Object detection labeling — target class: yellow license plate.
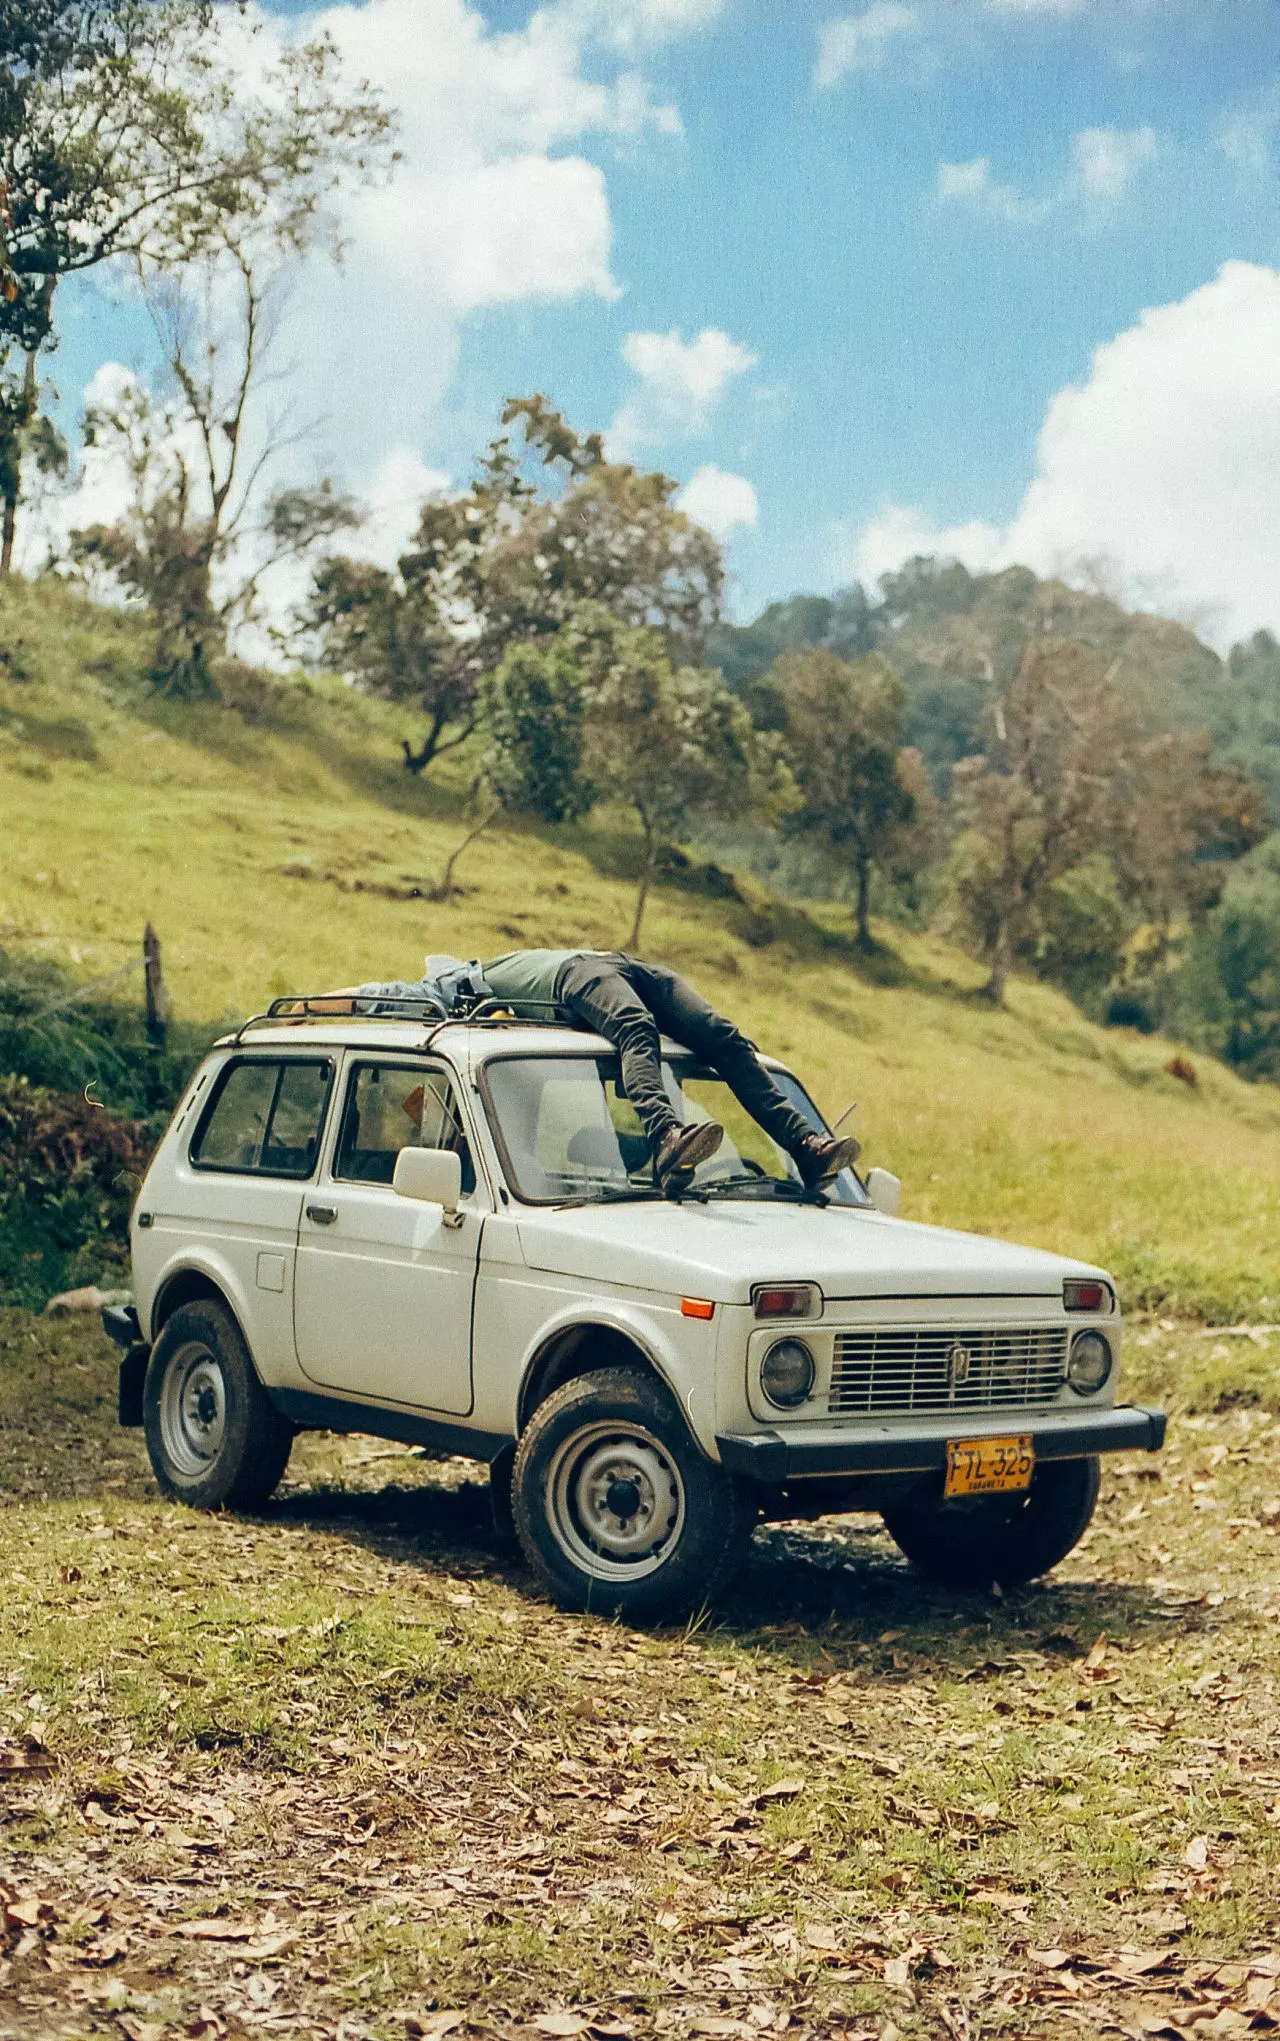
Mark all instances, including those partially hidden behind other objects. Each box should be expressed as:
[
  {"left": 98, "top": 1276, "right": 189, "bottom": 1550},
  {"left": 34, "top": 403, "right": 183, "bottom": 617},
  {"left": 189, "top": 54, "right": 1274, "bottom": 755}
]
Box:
[{"left": 944, "top": 1434, "right": 1034, "bottom": 1498}]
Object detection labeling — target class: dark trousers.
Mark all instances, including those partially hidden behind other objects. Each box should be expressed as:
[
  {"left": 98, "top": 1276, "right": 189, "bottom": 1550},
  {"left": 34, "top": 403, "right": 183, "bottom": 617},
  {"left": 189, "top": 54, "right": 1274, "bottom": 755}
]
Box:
[{"left": 556, "top": 953, "right": 817, "bottom": 1158}]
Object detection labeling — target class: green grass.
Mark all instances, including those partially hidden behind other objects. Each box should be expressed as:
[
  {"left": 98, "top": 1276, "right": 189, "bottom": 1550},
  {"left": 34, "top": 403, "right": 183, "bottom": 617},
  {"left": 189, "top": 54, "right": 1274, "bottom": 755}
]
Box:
[
  {"left": 5, "top": 577, "right": 1280, "bottom": 1322},
  {"left": 2, "top": 1313, "right": 1279, "bottom": 2037}
]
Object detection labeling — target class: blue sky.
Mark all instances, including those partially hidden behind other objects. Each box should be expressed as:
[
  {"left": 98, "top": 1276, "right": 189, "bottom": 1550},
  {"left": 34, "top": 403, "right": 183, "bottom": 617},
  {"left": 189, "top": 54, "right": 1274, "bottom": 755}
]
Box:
[{"left": 50, "top": 0, "right": 1280, "bottom": 643}]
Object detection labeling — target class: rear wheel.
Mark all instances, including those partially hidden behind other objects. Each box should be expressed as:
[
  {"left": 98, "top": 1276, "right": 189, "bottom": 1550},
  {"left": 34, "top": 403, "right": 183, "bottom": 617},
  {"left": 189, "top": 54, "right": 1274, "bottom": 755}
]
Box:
[
  {"left": 512, "top": 1368, "right": 754, "bottom": 1621},
  {"left": 882, "top": 1455, "right": 1101, "bottom": 1589},
  {"left": 143, "top": 1298, "right": 293, "bottom": 1510}
]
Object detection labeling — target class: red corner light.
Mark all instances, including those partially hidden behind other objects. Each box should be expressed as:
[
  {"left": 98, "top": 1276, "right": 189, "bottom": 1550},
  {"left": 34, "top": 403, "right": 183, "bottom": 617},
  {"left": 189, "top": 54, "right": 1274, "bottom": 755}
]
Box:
[
  {"left": 752, "top": 1282, "right": 820, "bottom": 1320},
  {"left": 1064, "top": 1278, "right": 1112, "bottom": 1314}
]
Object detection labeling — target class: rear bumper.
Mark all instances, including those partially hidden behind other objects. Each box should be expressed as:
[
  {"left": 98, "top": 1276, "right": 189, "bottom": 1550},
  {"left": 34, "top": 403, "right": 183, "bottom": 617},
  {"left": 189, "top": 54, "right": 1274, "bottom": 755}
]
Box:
[{"left": 715, "top": 1403, "right": 1166, "bottom": 1483}]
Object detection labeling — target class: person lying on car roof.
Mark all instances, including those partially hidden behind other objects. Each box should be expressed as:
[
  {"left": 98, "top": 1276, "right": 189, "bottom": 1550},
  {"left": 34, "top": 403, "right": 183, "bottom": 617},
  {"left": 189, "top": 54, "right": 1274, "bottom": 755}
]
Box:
[{"left": 302, "top": 949, "right": 858, "bottom": 1197}]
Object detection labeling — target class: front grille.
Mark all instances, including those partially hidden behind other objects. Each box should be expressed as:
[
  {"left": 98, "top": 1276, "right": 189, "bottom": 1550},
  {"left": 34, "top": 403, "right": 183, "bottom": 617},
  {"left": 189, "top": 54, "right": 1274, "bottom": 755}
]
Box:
[{"left": 829, "top": 1326, "right": 1069, "bottom": 1417}]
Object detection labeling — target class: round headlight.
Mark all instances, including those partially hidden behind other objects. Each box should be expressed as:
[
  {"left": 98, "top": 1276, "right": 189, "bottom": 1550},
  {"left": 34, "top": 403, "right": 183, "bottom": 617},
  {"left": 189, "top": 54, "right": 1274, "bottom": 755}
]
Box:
[
  {"left": 760, "top": 1338, "right": 816, "bottom": 1409},
  {"left": 1067, "top": 1330, "right": 1112, "bottom": 1395}
]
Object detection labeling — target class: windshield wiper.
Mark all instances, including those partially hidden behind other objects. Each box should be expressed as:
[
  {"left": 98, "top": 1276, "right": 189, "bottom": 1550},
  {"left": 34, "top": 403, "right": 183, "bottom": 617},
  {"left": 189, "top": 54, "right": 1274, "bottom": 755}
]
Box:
[
  {"left": 700, "top": 1174, "right": 825, "bottom": 1203},
  {"left": 552, "top": 1183, "right": 664, "bottom": 1209}
]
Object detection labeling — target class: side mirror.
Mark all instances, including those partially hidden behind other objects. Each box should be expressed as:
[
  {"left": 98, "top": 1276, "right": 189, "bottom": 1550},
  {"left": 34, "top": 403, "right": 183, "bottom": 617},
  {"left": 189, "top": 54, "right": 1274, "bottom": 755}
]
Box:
[
  {"left": 393, "top": 1146, "right": 462, "bottom": 1214},
  {"left": 865, "top": 1167, "right": 901, "bottom": 1218}
]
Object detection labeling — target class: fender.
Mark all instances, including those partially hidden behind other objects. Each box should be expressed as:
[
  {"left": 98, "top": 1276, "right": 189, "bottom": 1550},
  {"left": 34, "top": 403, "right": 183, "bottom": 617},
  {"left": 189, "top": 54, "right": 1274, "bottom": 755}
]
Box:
[
  {"left": 148, "top": 1247, "right": 257, "bottom": 1358},
  {"left": 515, "top": 1296, "right": 716, "bottom": 1451}
]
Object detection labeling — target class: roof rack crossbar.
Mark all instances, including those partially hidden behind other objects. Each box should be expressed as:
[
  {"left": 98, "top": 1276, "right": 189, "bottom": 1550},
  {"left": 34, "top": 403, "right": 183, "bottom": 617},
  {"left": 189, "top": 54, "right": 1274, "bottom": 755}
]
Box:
[{"left": 229, "top": 992, "right": 569, "bottom": 1044}]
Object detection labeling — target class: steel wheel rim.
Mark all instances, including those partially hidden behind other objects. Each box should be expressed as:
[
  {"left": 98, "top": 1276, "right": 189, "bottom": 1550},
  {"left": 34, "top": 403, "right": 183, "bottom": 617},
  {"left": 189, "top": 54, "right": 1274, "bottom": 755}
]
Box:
[
  {"left": 545, "top": 1419, "right": 686, "bottom": 1582},
  {"left": 159, "top": 1340, "right": 228, "bottom": 1479}
]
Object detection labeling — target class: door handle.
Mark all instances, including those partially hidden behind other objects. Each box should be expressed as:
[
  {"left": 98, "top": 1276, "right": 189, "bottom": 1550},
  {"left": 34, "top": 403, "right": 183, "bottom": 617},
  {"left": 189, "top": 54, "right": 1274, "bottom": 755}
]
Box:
[{"left": 306, "top": 1203, "right": 338, "bottom": 1226}]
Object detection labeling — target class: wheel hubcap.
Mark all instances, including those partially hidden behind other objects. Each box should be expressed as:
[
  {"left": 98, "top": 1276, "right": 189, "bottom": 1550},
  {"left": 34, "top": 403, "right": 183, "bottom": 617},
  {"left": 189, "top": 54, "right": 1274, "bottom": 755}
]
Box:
[
  {"left": 546, "top": 1421, "right": 686, "bottom": 1582},
  {"left": 158, "top": 1341, "right": 227, "bottom": 1480}
]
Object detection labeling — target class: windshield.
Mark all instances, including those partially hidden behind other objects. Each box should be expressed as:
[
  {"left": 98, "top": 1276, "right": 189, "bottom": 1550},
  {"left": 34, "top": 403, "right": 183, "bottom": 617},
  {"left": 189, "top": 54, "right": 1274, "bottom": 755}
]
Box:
[{"left": 482, "top": 1054, "right": 869, "bottom": 1206}]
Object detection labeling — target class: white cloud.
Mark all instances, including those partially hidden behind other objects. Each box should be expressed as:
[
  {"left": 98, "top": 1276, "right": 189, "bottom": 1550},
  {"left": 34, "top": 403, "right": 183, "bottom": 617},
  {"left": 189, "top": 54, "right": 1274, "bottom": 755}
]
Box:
[
  {"left": 1071, "top": 124, "right": 1157, "bottom": 200},
  {"left": 608, "top": 326, "right": 758, "bottom": 458},
  {"left": 842, "top": 262, "right": 1280, "bottom": 650},
  {"left": 986, "top": 0, "right": 1088, "bottom": 14},
  {"left": 937, "top": 157, "right": 1045, "bottom": 222},
  {"left": 389, "top": 154, "right": 619, "bottom": 312},
  {"left": 813, "top": 4, "right": 919, "bottom": 90},
  {"left": 66, "top": 0, "right": 722, "bottom": 531},
  {"left": 677, "top": 465, "right": 759, "bottom": 539},
  {"left": 1218, "top": 91, "right": 1280, "bottom": 176},
  {"left": 939, "top": 123, "right": 1158, "bottom": 223}
]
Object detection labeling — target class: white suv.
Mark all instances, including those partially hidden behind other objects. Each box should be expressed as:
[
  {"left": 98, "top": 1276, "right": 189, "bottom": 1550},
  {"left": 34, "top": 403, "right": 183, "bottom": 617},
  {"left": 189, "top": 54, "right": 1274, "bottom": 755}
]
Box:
[{"left": 106, "top": 1000, "right": 1164, "bottom": 1619}]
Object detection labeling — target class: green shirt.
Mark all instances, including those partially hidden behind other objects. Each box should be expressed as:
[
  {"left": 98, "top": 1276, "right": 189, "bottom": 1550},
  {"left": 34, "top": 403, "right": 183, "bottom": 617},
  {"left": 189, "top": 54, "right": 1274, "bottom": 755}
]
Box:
[{"left": 482, "top": 949, "right": 587, "bottom": 1019}]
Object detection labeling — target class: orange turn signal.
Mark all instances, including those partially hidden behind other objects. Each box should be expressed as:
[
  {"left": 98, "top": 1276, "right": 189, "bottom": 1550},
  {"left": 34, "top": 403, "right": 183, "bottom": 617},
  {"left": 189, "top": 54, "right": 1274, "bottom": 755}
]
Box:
[{"left": 681, "top": 1297, "right": 716, "bottom": 1320}]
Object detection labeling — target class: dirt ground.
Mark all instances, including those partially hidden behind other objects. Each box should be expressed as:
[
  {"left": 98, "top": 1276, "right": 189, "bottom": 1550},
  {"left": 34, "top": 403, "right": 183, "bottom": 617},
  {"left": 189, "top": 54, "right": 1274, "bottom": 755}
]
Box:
[{"left": 2, "top": 1310, "right": 1279, "bottom": 2041}]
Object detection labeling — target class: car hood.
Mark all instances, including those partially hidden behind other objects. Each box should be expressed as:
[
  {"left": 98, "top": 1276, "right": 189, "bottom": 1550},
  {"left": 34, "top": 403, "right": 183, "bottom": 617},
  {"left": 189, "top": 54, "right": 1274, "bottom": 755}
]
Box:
[{"left": 515, "top": 1200, "right": 1105, "bottom": 1305}]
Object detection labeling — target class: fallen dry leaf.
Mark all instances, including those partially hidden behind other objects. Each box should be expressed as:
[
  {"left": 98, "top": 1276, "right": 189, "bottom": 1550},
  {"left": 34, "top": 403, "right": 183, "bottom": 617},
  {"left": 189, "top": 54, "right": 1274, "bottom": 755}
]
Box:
[
  {"left": 533, "top": 2014, "right": 593, "bottom": 2037},
  {"left": 1183, "top": 1835, "right": 1211, "bottom": 1872},
  {"left": 804, "top": 1923, "right": 842, "bottom": 1952},
  {"left": 172, "top": 1918, "right": 258, "bottom": 1941},
  {"left": 754, "top": 1779, "right": 805, "bottom": 1804},
  {"left": 405, "top": 2014, "right": 465, "bottom": 2039}
]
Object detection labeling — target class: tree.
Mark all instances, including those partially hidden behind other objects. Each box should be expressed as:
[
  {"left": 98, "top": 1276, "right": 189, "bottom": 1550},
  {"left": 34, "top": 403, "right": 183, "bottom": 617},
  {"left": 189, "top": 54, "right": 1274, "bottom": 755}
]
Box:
[
  {"left": 575, "top": 607, "right": 787, "bottom": 950},
  {"left": 1108, "top": 732, "right": 1266, "bottom": 1016},
  {"left": 312, "top": 396, "right": 725, "bottom": 775},
  {"left": 774, "top": 647, "right": 919, "bottom": 949},
  {"left": 480, "top": 635, "right": 596, "bottom": 824},
  {"left": 944, "top": 641, "right": 1127, "bottom": 1006},
  {"left": 1, "top": 2, "right": 391, "bottom": 568},
  {"left": 68, "top": 241, "right": 363, "bottom": 694}
]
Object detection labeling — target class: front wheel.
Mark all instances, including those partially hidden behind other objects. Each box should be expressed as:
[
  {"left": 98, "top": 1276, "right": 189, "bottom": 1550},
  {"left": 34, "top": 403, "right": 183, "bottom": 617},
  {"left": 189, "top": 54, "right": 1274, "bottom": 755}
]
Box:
[
  {"left": 882, "top": 1455, "right": 1101, "bottom": 1589},
  {"left": 143, "top": 1298, "right": 293, "bottom": 1510},
  {"left": 512, "top": 1368, "right": 754, "bottom": 1621}
]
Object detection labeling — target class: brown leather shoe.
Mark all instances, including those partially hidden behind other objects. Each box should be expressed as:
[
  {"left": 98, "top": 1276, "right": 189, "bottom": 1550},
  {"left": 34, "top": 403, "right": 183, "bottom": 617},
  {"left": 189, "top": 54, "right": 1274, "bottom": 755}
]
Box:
[
  {"left": 655, "top": 1120, "right": 724, "bottom": 1189},
  {"left": 797, "top": 1134, "right": 862, "bottom": 1189}
]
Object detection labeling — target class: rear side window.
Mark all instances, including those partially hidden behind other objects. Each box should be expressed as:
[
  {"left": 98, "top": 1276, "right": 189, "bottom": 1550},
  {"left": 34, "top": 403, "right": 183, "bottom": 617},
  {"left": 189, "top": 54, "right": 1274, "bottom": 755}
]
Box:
[{"left": 191, "top": 1059, "right": 333, "bottom": 1178}]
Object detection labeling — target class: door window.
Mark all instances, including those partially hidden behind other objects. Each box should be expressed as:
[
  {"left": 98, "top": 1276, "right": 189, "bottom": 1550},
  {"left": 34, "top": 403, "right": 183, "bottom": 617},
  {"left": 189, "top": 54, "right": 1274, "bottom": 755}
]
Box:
[
  {"left": 191, "top": 1058, "right": 333, "bottom": 1178},
  {"left": 333, "top": 1063, "right": 475, "bottom": 1191}
]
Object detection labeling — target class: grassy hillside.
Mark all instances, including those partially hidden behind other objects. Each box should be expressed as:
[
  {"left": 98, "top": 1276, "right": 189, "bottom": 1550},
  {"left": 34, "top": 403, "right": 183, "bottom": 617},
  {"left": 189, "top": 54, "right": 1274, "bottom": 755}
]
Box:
[{"left": 4, "top": 576, "right": 1280, "bottom": 1320}]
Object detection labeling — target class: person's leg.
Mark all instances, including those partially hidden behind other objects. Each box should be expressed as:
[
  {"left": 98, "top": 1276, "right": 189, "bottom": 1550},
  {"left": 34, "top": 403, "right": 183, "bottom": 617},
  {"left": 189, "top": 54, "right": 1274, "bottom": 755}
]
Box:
[
  {"left": 621, "top": 960, "right": 788, "bottom": 1130},
  {"left": 556, "top": 956, "right": 678, "bottom": 1148},
  {"left": 556, "top": 956, "right": 724, "bottom": 1183},
  {"left": 622, "top": 960, "right": 820, "bottom": 1160}
]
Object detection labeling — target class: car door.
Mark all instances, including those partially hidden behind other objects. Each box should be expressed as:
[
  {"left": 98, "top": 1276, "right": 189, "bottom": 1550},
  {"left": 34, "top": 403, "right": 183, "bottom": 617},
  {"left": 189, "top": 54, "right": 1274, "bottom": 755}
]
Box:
[{"left": 292, "top": 1056, "right": 481, "bottom": 1415}]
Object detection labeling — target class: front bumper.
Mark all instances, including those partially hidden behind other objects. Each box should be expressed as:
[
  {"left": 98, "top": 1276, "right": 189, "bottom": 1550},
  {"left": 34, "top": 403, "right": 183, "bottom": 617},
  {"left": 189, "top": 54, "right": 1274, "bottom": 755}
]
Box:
[{"left": 716, "top": 1403, "right": 1166, "bottom": 1483}]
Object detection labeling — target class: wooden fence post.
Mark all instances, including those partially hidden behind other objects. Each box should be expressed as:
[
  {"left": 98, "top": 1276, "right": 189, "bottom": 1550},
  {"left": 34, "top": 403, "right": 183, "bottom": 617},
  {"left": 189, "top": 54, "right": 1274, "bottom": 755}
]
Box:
[{"left": 143, "top": 923, "right": 169, "bottom": 1050}]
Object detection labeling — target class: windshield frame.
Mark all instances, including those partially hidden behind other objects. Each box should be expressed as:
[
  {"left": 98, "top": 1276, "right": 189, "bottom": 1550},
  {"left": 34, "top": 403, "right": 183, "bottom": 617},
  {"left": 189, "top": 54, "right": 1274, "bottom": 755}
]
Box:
[{"left": 475, "top": 1045, "right": 870, "bottom": 1209}]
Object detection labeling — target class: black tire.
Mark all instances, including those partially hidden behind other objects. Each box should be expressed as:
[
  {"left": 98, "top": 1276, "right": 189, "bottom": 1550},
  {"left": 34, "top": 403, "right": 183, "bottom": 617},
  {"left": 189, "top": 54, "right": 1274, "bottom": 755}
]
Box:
[
  {"left": 143, "top": 1298, "right": 293, "bottom": 1510},
  {"left": 512, "top": 1367, "right": 755, "bottom": 1621},
  {"left": 882, "top": 1455, "right": 1101, "bottom": 1589}
]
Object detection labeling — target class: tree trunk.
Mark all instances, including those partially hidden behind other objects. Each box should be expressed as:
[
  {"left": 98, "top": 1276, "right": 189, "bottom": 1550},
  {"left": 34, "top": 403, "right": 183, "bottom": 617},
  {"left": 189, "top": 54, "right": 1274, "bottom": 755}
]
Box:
[
  {"left": 431, "top": 798, "right": 500, "bottom": 900},
  {"left": 628, "top": 823, "right": 658, "bottom": 952},
  {"left": 855, "top": 856, "right": 872, "bottom": 951},
  {"left": 2, "top": 283, "right": 54, "bottom": 577},
  {"left": 984, "top": 912, "right": 1013, "bottom": 1006}
]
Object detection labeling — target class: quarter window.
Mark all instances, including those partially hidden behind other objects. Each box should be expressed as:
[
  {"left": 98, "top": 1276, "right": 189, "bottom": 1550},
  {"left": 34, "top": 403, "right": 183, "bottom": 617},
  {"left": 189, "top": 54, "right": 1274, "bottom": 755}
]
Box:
[
  {"left": 334, "top": 1063, "right": 475, "bottom": 1190},
  {"left": 191, "top": 1059, "right": 333, "bottom": 1178}
]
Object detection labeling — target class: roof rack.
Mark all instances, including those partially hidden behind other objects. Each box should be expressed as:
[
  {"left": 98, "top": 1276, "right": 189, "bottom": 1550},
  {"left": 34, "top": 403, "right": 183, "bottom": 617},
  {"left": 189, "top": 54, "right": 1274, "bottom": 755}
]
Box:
[{"left": 230, "top": 992, "right": 568, "bottom": 1045}]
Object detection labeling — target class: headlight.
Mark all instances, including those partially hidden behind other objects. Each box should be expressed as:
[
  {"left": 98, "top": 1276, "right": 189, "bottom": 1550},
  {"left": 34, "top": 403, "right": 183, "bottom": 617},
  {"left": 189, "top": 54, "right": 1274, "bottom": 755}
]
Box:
[
  {"left": 760, "top": 1338, "right": 816, "bottom": 1409},
  {"left": 1067, "top": 1330, "right": 1112, "bottom": 1395}
]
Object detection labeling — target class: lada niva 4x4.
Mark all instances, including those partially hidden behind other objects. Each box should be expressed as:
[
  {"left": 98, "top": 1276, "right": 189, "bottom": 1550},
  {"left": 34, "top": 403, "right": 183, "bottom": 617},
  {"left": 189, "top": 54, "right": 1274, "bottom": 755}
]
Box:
[{"left": 107, "top": 1003, "right": 1165, "bottom": 1618}]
